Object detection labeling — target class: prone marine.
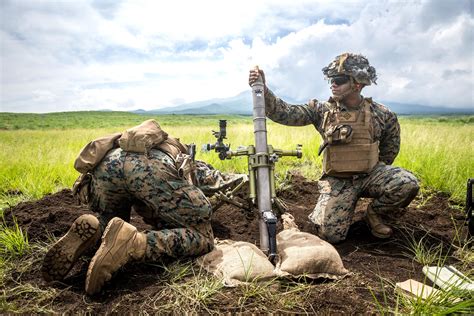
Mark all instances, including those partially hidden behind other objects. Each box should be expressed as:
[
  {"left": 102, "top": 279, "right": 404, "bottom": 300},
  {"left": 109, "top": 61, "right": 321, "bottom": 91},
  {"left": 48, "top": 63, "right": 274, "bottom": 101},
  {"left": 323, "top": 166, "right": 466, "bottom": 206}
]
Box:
[{"left": 41, "top": 119, "right": 243, "bottom": 295}]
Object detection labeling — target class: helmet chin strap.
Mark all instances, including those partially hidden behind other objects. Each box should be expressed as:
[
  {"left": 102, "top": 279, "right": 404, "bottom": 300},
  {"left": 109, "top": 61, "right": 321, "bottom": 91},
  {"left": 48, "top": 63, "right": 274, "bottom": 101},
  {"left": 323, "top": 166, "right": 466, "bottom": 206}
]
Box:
[{"left": 332, "top": 77, "right": 359, "bottom": 102}]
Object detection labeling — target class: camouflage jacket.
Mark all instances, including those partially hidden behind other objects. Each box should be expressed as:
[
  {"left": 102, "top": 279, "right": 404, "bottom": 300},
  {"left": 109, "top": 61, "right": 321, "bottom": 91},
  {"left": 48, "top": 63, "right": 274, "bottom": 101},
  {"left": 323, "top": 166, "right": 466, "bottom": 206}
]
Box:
[{"left": 264, "top": 89, "right": 400, "bottom": 165}]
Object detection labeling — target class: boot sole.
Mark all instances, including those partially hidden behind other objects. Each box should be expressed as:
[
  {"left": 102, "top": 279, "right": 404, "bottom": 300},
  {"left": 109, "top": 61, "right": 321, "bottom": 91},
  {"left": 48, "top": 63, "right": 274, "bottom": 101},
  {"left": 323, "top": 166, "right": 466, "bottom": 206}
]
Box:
[{"left": 42, "top": 215, "right": 100, "bottom": 282}]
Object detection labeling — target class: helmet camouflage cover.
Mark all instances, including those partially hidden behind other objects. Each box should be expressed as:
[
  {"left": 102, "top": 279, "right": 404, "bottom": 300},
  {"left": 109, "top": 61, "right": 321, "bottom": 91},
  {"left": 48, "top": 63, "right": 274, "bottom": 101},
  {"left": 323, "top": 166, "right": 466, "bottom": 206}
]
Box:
[{"left": 322, "top": 53, "right": 377, "bottom": 85}]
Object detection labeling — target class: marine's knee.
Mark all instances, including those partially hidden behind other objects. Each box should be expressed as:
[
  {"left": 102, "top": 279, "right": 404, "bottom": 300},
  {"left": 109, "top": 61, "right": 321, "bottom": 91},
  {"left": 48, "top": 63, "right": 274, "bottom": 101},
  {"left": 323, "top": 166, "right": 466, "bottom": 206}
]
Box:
[{"left": 399, "top": 177, "right": 420, "bottom": 205}]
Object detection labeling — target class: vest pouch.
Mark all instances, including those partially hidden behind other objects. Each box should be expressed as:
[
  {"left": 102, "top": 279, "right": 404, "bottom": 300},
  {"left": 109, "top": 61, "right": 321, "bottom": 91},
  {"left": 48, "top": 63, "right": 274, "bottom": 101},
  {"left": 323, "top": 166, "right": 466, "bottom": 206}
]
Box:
[
  {"left": 323, "top": 141, "right": 379, "bottom": 176},
  {"left": 158, "top": 137, "right": 189, "bottom": 161},
  {"left": 176, "top": 153, "right": 197, "bottom": 186},
  {"left": 74, "top": 132, "right": 122, "bottom": 173},
  {"left": 118, "top": 119, "right": 168, "bottom": 154},
  {"left": 324, "top": 124, "right": 353, "bottom": 145}
]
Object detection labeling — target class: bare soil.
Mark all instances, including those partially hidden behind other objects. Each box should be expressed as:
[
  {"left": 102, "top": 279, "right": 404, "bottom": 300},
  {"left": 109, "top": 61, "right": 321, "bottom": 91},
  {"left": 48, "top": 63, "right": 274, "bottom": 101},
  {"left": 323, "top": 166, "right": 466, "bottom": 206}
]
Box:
[{"left": 4, "top": 173, "right": 468, "bottom": 314}]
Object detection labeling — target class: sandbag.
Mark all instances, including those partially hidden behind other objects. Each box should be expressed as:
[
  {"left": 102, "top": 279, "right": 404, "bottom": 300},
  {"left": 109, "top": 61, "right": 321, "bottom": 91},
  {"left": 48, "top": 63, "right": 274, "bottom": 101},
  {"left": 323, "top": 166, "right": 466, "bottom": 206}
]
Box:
[
  {"left": 196, "top": 239, "right": 276, "bottom": 287},
  {"left": 118, "top": 119, "right": 168, "bottom": 154},
  {"left": 74, "top": 132, "right": 122, "bottom": 173},
  {"left": 274, "top": 213, "right": 349, "bottom": 280}
]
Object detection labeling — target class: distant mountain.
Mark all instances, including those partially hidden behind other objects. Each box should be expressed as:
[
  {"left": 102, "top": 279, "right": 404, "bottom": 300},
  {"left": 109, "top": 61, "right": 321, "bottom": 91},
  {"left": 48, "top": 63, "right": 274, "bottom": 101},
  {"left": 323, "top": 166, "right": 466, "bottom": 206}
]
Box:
[
  {"left": 137, "top": 91, "right": 254, "bottom": 115},
  {"left": 132, "top": 109, "right": 147, "bottom": 114},
  {"left": 132, "top": 91, "right": 473, "bottom": 115},
  {"left": 381, "top": 102, "right": 473, "bottom": 115}
]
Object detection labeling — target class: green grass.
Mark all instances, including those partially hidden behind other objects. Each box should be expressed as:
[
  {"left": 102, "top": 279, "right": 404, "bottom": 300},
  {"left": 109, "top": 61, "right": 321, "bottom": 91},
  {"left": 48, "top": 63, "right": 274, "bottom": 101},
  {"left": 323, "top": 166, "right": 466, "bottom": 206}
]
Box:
[
  {"left": 0, "top": 111, "right": 250, "bottom": 130},
  {"left": 145, "top": 261, "right": 225, "bottom": 314},
  {"left": 0, "top": 240, "right": 59, "bottom": 314},
  {"left": 0, "top": 219, "right": 59, "bottom": 314},
  {"left": 400, "top": 232, "right": 445, "bottom": 266},
  {"left": 0, "top": 217, "right": 30, "bottom": 259},
  {"left": 371, "top": 275, "right": 474, "bottom": 315},
  {"left": 370, "top": 222, "right": 474, "bottom": 315},
  {"left": 395, "top": 117, "right": 473, "bottom": 202},
  {"left": 140, "top": 260, "right": 313, "bottom": 314},
  {"left": 0, "top": 113, "right": 472, "bottom": 212}
]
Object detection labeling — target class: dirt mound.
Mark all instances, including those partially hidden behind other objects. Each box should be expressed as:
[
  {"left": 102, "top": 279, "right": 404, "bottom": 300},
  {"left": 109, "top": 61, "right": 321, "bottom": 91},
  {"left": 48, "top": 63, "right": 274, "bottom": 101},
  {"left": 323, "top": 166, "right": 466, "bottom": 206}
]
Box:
[{"left": 3, "top": 173, "right": 468, "bottom": 314}]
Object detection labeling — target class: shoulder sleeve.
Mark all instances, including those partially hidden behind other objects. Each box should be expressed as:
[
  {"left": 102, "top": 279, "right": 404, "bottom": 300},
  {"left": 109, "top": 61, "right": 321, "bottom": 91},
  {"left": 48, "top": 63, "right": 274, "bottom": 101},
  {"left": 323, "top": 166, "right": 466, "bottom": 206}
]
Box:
[{"left": 264, "top": 89, "right": 321, "bottom": 126}]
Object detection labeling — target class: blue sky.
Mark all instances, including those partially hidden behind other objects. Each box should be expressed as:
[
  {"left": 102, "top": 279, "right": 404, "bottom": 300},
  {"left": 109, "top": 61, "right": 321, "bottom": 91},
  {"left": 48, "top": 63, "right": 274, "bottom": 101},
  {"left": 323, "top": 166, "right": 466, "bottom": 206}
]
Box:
[{"left": 1, "top": 0, "right": 472, "bottom": 113}]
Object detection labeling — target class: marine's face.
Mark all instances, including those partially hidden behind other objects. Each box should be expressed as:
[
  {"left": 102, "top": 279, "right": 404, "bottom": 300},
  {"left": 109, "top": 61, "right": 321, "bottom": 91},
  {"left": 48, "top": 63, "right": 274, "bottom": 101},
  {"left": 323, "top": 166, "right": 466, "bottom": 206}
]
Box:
[{"left": 330, "top": 75, "right": 352, "bottom": 98}]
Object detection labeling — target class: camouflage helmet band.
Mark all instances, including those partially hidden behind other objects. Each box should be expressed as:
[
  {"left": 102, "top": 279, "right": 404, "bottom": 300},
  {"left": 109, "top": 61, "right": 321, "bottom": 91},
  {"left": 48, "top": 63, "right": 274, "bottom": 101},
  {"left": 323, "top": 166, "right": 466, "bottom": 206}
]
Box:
[{"left": 322, "top": 53, "right": 377, "bottom": 86}]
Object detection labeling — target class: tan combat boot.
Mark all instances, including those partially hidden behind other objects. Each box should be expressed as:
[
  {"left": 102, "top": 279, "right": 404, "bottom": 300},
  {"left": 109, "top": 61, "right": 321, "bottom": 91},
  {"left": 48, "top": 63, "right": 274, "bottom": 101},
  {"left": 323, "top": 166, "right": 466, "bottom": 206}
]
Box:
[
  {"left": 365, "top": 205, "right": 393, "bottom": 239},
  {"left": 42, "top": 214, "right": 101, "bottom": 282},
  {"left": 85, "top": 217, "right": 147, "bottom": 295}
]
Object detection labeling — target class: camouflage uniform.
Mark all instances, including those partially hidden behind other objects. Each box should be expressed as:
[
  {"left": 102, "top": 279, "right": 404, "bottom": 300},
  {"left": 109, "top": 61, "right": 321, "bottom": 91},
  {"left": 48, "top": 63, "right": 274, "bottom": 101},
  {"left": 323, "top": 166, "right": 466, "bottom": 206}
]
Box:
[
  {"left": 89, "top": 147, "right": 214, "bottom": 260},
  {"left": 264, "top": 89, "right": 419, "bottom": 243}
]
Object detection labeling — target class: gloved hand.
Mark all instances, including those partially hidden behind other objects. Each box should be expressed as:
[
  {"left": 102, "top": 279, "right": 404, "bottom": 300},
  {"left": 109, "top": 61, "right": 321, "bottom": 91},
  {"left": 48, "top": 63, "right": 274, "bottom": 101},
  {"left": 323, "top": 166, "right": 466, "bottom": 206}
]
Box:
[{"left": 248, "top": 67, "right": 266, "bottom": 88}]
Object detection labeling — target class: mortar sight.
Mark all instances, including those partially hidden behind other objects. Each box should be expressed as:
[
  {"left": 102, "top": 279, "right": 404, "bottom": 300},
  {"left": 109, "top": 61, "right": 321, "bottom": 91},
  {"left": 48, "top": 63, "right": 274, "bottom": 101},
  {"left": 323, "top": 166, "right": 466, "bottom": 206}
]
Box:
[
  {"left": 218, "top": 120, "right": 227, "bottom": 138},
  {"left": 204, "top": 119, "right": 230, "bottom": 160}
]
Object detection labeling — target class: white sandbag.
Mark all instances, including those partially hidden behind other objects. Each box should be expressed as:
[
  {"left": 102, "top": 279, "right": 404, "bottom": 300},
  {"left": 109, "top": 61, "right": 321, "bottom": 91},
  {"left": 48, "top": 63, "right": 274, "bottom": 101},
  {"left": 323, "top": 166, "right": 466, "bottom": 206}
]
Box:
[
  {"left": 196, "top": 239, "right": 276, "bottom": 287},
  {"left": 275, "top": 213, "right": 349, "bottom": 280}
]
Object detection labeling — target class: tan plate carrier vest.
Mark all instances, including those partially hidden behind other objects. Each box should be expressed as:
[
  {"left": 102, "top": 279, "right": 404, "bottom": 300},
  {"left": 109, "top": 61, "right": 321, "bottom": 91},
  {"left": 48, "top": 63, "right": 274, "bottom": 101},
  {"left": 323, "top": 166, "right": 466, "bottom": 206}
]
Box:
[{"left": 322, "top": 99, "right": 379, "bottom": 177}]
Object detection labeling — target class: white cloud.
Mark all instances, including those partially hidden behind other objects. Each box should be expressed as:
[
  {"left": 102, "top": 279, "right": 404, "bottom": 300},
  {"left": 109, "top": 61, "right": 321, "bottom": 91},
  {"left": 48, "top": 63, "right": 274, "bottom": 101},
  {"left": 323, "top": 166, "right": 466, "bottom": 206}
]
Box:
[{"left": 0, "top": 0, "right": 472, "bottom": 113}]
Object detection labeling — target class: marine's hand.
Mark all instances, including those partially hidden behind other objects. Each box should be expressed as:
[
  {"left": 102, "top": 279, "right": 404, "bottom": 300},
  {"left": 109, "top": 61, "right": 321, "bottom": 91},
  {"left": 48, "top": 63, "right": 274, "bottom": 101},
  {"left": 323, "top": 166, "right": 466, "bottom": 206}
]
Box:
[{"left": 248, "top": 67, "right": 266, "bottom": 87}]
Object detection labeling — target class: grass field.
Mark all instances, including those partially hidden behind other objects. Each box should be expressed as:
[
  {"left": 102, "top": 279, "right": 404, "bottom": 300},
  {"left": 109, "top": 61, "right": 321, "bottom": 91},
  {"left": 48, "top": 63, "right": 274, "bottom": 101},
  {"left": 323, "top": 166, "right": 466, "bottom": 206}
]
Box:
[{"left": 0, "top": 112, "right": 473, "bottom": 211}]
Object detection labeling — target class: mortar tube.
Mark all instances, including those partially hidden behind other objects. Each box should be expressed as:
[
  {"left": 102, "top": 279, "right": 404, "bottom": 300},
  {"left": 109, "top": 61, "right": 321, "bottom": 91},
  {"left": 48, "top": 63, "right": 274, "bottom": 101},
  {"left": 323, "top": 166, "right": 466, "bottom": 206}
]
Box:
[{"left": 251, "top": 75, "right": 274, "bottom": 256}]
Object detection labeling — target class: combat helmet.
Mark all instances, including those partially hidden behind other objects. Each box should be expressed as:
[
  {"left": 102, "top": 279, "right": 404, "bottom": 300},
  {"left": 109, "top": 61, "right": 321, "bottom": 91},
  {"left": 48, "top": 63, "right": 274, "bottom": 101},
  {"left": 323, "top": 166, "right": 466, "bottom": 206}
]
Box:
[{"left": 322, "top": 53, "right": 377, "bottom": 85}]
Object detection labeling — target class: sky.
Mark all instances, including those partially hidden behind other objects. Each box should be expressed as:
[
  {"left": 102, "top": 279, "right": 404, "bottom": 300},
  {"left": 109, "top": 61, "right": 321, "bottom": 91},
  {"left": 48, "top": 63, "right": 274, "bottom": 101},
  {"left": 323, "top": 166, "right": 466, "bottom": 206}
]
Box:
[{"left": 0, "top": 0, "right": 473, "bottom": 113}]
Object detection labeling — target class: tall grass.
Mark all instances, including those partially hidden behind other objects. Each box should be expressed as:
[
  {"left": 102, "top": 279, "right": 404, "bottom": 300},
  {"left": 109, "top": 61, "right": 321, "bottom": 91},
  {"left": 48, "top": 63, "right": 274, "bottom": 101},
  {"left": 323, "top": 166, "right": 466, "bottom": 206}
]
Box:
[
  {"left": 396, "top": 120, "right": 473, "bottom": 202},
  {"left": 0, "top": 128, "right": 119, "bottom": 207},
  {"left": 0, "top": 113, "right": 472, "bottom": 211}
]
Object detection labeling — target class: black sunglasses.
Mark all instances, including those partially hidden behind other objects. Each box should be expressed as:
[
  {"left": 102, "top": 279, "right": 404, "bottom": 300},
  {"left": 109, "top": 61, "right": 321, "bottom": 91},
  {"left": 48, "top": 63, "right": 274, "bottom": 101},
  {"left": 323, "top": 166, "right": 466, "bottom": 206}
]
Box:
[{"left": 330, "top": 75, "right": 351, "bottom": 85}]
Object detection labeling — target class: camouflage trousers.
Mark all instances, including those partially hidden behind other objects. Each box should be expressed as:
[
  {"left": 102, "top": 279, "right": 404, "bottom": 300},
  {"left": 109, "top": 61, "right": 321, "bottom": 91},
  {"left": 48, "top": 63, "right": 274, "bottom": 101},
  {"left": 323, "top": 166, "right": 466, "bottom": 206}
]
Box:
[
  {"left": 89, "top": 148, "right": 214, "bottom": 261},
  {"left": 308, "top": 162, "right": 419, "bottom": 243}
]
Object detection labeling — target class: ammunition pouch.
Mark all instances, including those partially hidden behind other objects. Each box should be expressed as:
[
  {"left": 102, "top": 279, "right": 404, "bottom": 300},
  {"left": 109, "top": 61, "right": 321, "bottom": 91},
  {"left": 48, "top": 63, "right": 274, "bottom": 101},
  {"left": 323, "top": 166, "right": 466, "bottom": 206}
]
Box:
[
  {"left": 319, "top": 125, "right": 353, "bottom": 155},
  {"left": 325, "top": 124, "right": 353, "bottom": 145}
]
